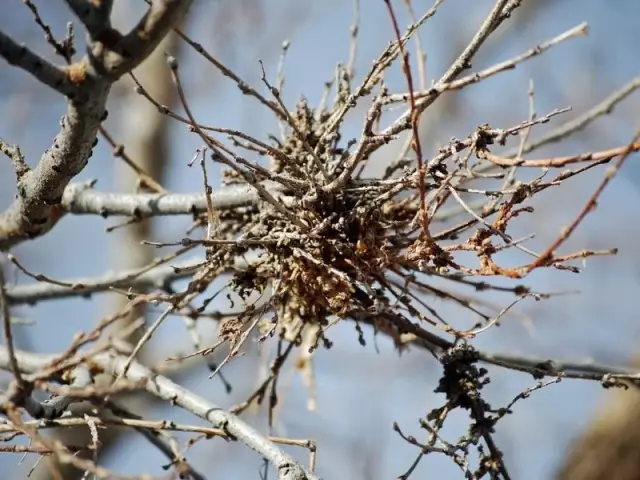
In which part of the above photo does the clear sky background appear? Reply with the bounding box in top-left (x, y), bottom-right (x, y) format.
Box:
top-left (1, 1), bottom-right (640, 479)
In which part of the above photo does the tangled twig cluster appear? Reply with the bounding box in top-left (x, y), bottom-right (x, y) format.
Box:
top-left (0, 1), bottom-right (639, 479)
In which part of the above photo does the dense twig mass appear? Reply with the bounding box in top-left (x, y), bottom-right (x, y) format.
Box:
top-left (0, 1), bottom-right (637, 479)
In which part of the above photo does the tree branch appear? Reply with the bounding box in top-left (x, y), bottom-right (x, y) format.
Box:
top-left (0, 0), bottom-right (194, 252)
top-left (0, 82), bottom-right (111, 252)
top-left (5, 365), bottom-right (93, 420)
top-left (94, 0), bottom-right (194, 79)
top-left (327, 0), bottom-right (516, 191)
top-left (5, 255), bottom-right (252, 305)
top-left (0, 31), bottom-right (79, 97)
top-left (61, 181), bottom-right (282, 218)
top-left (64, 0), bottom-right (114, 39)
top-left (0, 348), bottom-right (317, 480)
top-left (0, 266), bottom-right (23, 390)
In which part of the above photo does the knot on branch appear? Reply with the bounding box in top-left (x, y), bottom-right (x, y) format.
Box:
top-left (434, 343), bottom-right (489, 412)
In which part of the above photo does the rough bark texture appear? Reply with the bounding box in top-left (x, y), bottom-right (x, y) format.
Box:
top-left (0, 0), bottom-right (193, 251)
top-left (4, 2), bottom-right (192, 478)
top-left (28, 30), bottom-right (183, 480)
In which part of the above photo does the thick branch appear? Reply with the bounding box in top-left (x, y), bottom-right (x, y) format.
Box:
top-left (95, 0), bottom-right (194, 79)
top-left (0, 348), bottom-right (317, 480)
top-left (17, 365), bottom-right (92, 420)
top-left (61, 182), bottom-right (281, 217)
top-left (0, 31), bottom-right (79, 97)
top-left (0, 0), bottom-right (194, 251)
top-left (64, 0), bottom-right (114, 39)
top-left (0, 84), bottom-right (111, 252)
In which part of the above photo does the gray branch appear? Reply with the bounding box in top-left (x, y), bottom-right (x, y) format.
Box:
top-left (0, 31), bottom-right (80, 97)
top-left (64, 0), bottom-right (114, 39)
top-left (0, 0), bottom-right (194, 252)
top-left (0, 365), bottom-right (91, 420)
top-left (61, 181), bottom-right (281, 217)
top-left (0, 348), bottom-right (317, 480)
top-left (0, 82), bottom-right (111, 252)
top-left (93, 0), bottom-right (194, 79)
top-left (6, 255), bottom-right (252, 305)
top-left (6, 259), bottom-right (198, 305)
top-left (23, 365), bottom-right (93, 420)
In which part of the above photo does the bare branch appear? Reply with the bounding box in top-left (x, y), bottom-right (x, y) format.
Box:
top-left (0, 348), bottom-right (317, 480)
top-left (326, 0), bottom-right (516, 191)
top-left (0, 82), bottom-right (110, 252)
top-left (61, 181), bottom-right (285, 217)
top-left (0, 0), bottom-right (194, 251)
top-left (96, 0), bottom-right (194, 79)
top-left (5, 253), bottom-right (254, 305)
top-left (7, 258), bottom-right (196, 305)
top-left (0, 264), bottom-right (23, 390)
top-left (478, 140), bottom-right (640, 168)
top-left (385, 23), bottom-right (589, 105)
top-left (518, 75), bottom-right (640, 154)
top-left (19, 365), bottom-right (92, 420)
top-left (64, 0), bottom-right (114, 39)
top-left (0, 31), bottom-right (79, 97)
top-left (0, 2), bottom-right (637, 477)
